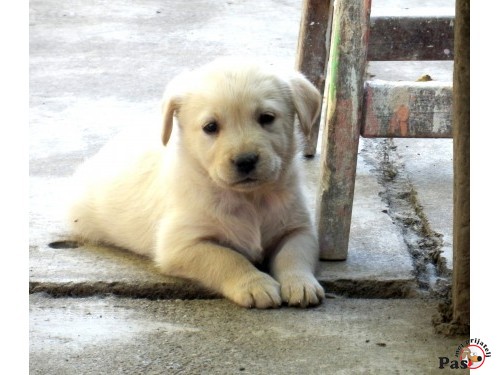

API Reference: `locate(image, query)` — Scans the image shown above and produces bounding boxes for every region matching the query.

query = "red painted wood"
[362,81,453,138]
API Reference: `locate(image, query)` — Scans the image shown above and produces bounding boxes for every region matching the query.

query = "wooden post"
[316,0,371,260]
[451,0,470,332]
[295,0,333,156]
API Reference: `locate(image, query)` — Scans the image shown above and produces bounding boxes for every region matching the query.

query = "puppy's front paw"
[223,271,281,309]
[279,272,325,308]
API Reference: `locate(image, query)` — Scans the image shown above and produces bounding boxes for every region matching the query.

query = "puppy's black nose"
[233,153,259,174]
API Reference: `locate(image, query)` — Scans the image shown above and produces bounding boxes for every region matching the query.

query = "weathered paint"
[328,15,341,105]
[316,0,371,260]
[389,105,410,137]
[362,80,453,138]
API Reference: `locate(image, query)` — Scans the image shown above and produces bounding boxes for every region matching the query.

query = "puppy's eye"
[258,113,275,126]
[203,121,219,134]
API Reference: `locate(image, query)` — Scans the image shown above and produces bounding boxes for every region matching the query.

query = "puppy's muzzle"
[232,152,260,175]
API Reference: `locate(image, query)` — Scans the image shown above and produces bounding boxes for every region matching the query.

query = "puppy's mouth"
[228,176,270,191]
[233,177,260,187]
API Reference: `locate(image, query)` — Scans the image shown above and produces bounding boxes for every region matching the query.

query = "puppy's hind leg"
[156,241,282,309]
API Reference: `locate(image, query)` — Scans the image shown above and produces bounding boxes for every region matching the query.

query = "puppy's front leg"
[157,241,281,309]
[270,230,325,307]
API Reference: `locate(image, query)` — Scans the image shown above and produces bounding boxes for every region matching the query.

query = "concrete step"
[29,140,422,300]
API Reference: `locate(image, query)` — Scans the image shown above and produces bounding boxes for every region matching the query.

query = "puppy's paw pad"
[280,273,325,308]
[226,272,281,309]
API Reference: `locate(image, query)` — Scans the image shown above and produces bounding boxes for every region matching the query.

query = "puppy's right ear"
[161,71,193,145]
[161,94,179,146]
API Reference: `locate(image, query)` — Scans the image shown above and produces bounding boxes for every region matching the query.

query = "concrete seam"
[360,138,451,298]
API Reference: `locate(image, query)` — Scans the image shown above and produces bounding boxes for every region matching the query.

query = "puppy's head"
[161,58,321,192]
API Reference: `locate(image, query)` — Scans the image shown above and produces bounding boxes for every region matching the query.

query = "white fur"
[68,58,325,308]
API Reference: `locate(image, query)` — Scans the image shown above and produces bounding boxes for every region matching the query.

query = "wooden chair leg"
[295,0,333,157]
[316,0,371,260]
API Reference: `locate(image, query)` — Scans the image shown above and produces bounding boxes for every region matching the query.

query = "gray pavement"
[29,0,464,373]
[30,294,462,375]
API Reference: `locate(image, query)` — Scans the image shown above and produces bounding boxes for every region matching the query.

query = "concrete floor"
[29,0,471,373]
[30,295,463,375]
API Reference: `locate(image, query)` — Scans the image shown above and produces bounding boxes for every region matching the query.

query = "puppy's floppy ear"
[161,70,194,145]
[288,73,322,137]
[161,93,179,146]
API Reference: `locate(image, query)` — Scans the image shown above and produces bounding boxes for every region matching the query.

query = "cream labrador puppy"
[68,58,325,308]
